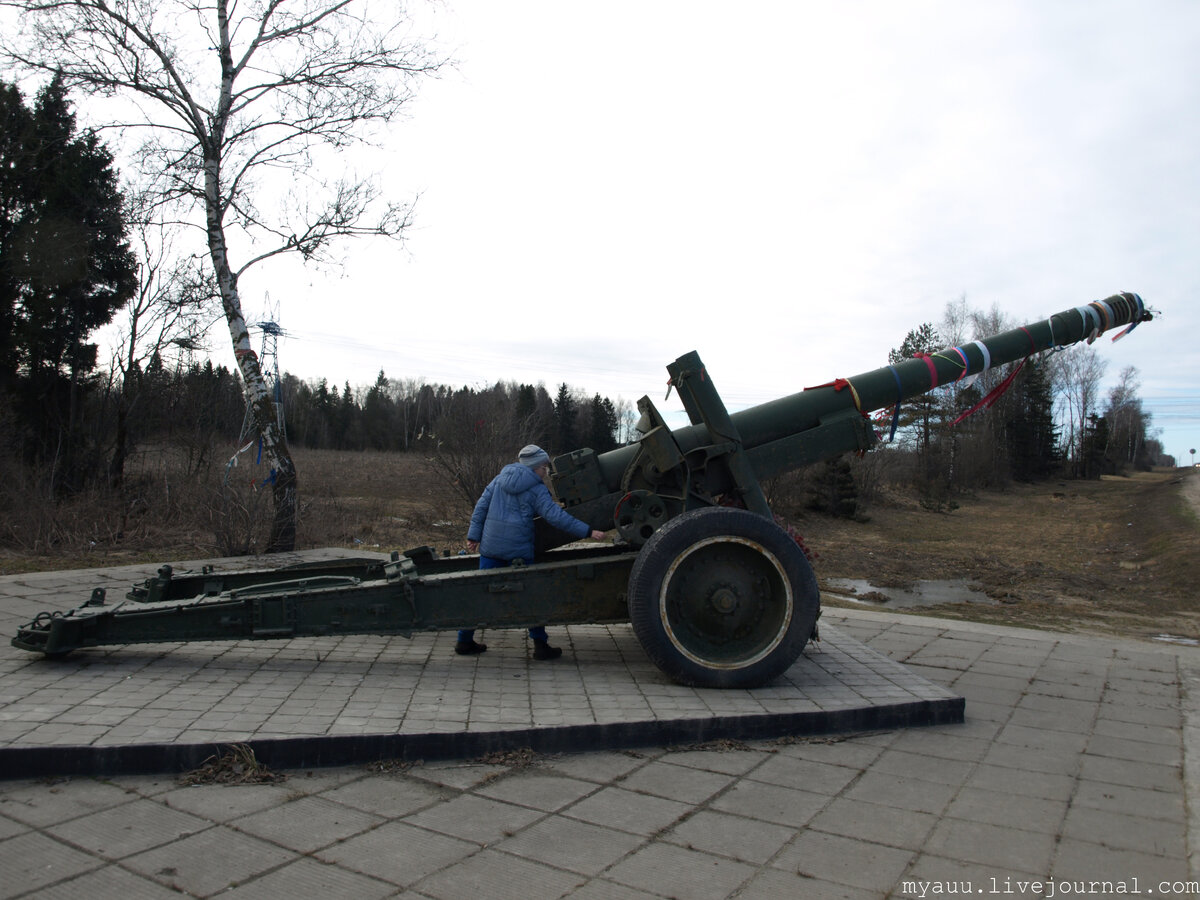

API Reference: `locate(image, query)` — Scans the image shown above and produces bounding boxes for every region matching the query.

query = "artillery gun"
[12,293,1151,688]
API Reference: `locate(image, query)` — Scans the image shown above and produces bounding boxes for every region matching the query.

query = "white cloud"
[223,0,1200,460]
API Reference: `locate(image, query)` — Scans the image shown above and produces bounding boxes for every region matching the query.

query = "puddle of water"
[824,578,997,609]
[1152,634,1199,646]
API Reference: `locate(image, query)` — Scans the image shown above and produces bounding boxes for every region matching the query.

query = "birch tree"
[1104,366,1149,471]
[1047,342,1106,470]
[2,0,442,550]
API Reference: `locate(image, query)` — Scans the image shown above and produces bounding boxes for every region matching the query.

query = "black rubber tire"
[627,506,819,688]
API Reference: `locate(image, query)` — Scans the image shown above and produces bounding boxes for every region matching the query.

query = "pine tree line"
[2,351,630,491]
[281,371,628,458]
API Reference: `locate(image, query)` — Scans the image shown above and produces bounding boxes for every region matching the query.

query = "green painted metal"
[551,292,1149,539]
[11,292,1151,686]
[11,545,635,655]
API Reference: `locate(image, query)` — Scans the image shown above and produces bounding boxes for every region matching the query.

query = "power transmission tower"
[226,298,289,486]
[253,297,287,436]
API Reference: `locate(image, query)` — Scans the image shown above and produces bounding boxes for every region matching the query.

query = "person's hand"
[590,530,606,541]
[467,540,479,552]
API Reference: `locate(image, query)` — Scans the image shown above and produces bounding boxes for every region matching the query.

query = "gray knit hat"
[518,444,550,468]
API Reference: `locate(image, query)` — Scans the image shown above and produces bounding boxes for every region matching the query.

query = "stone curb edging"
[0,696,964,780]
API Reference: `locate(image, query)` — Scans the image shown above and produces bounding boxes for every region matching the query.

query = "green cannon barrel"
[559,292,1149,526]
[735,291,1143,469]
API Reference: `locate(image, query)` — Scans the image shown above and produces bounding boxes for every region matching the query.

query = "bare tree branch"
[1,0,445,550]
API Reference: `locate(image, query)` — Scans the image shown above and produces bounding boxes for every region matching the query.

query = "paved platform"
[0,552,1196,898]
[0,551,960,778]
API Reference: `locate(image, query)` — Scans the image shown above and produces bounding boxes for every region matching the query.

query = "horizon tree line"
[880,299,1168,505]
[0,75,1170,553]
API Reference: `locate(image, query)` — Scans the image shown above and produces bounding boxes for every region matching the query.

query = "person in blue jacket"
[459,444,606,660]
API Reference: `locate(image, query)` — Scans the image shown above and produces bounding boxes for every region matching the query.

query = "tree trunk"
[221,289,298,552]
[110,317,139,488]
[109,380,130,487]
[205,167,297,552]
[221,289,297,552]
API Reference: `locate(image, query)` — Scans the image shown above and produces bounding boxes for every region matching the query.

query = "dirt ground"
[799,468,1199,643]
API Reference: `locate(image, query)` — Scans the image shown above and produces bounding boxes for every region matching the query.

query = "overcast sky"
[235,1,1199,462]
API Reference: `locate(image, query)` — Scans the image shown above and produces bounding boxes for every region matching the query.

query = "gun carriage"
[12,293,1150,688]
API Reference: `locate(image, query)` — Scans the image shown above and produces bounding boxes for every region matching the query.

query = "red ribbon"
[913,353,939,388]
[951,359,1026,426]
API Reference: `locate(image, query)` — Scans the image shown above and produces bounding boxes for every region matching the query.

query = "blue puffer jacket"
[467,463,590,562]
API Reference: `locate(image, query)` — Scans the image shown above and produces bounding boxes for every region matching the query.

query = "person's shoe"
[532,640,562,661]
[455,640,488,655]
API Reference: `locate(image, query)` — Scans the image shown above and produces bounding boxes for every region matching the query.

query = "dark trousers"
[457,555,549,644]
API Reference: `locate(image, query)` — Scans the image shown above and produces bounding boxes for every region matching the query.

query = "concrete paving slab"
[117,825,298,896]
[1,551,963,779]
[416,846,587,900]
[313,819,478,886]
[496,816,648,875]
[773,828,916,892]
[0,831,102,897]
[603,841,758,900]
[1,555,1197,899]
[659,808,796,864]
[215,856,398,900]
[7,863,184,900]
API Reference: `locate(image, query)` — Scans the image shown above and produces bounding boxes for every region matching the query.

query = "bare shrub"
[122,444,268,557]
[0,454,186,554]
[419,390,526,515]
[850,448,908,505]
[0,438,289,561]
[208,478,272,557]
[761,469,809,519]
[0,457,65,552]
[762,450,920,522]
[0,444,473,569]
[0,445,205,557]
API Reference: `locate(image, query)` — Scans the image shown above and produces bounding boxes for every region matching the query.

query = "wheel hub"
[661,536,791,664]
[709,585,739,614]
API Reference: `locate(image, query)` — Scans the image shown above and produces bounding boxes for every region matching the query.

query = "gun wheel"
[627,506,819,688]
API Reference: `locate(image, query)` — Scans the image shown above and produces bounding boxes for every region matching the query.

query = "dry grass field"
[807,468,1199,642]
[2,448,1196,644]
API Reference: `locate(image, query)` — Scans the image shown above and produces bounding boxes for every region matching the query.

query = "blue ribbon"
[887,366,903,443]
